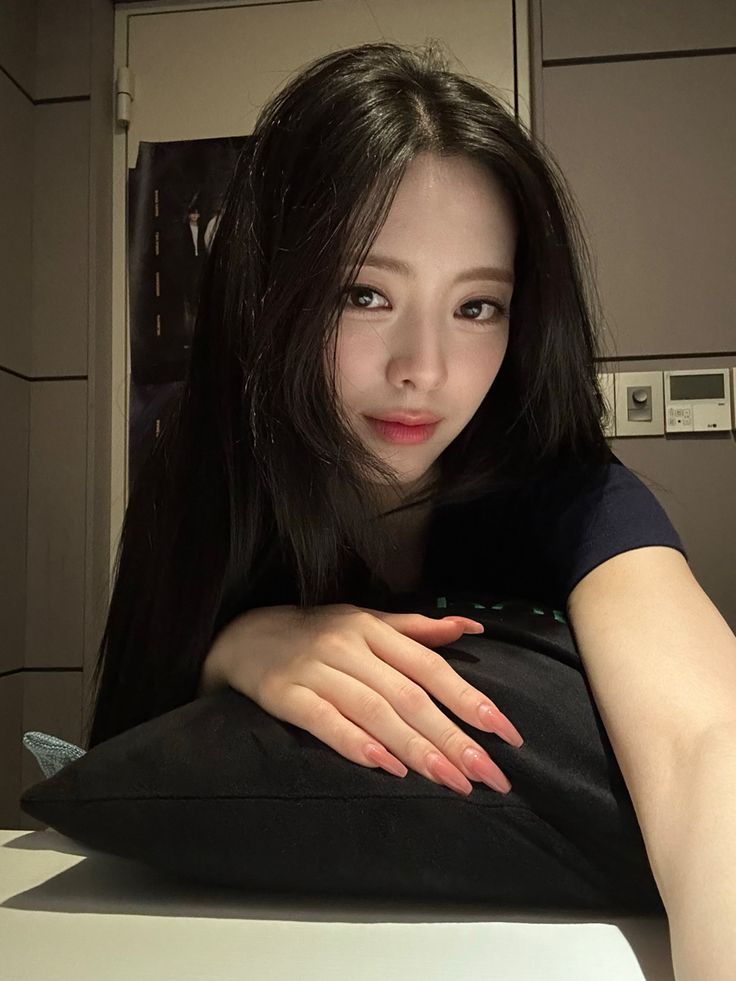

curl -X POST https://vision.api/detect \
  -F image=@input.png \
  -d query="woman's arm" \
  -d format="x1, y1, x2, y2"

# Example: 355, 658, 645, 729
567, 546, 736, 980
663, 727, 736, 980
197, 617, 242, 697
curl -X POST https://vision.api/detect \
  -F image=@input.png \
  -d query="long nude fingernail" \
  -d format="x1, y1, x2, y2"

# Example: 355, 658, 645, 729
462, 748, 512, 794
365, 742, 408, 777
444, 617, 484, 633
478, 704, 524, 748
426, 752, 473, 796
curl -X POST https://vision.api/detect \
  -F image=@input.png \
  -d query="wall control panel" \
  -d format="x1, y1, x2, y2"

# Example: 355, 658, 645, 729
598, 367, 736, 437
613, 371, 665, 437
664, 369, 732, 432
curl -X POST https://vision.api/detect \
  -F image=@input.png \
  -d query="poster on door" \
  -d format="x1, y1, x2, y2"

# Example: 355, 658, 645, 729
127, 135, 250, 495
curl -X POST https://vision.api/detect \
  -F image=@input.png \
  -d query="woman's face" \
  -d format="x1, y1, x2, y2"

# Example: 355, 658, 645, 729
331, 151, 518, 501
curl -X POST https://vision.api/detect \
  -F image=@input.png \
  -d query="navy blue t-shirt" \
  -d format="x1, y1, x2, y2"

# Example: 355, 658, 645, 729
363, 452, 688, 614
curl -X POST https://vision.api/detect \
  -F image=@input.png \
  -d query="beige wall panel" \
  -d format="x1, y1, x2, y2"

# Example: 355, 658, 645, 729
32, 102, 90, 377
0, 0, 37, 96
0, 71, 33, 374
17, 671, 83, 831
611, 435, 735, 633
82, 0, 116, 732
542, 54, 735, 358
26, 380, 87, 670
542, 0, 736, 61
126, 0, 515, 166
0, 372, 29, 675
35, 0, 91, 99
529, 0, 543, 136
0, 674, 23, 830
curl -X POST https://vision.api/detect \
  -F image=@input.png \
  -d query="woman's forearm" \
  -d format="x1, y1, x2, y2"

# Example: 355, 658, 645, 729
196, 622, 237, 697
660, 728, 736, 980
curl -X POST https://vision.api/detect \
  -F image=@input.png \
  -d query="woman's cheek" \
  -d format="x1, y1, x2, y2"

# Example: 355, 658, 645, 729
331, 320, 509, 392
335, 327, 389, 373
329, 334, 374, 396
457, 333, 507, 385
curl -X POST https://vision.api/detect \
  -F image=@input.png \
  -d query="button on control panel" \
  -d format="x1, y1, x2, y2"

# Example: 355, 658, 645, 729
667, 405, 693, 429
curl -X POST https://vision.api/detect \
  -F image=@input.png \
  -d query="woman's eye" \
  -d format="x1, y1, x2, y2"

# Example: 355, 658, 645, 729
459, 298, 508, 324
343, 285, 508, 325
344, 286, 387, 310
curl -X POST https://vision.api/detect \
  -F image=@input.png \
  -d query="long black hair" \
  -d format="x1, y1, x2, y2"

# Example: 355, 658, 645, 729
85, 39, 616, 748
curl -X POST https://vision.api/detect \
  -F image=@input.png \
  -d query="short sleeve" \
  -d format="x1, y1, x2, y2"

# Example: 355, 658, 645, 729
520, 453, 688, 605
409, 453, 689, 612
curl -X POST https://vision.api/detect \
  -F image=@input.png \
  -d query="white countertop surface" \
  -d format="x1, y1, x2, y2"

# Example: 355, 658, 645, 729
0, 828, 674, 980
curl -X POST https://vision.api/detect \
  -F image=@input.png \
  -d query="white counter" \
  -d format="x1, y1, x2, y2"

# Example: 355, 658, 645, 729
0, 829, 674, 980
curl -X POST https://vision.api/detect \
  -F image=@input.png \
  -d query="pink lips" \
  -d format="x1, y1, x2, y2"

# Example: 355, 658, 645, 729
366, 416, 439, 444
371, 412, 440, 425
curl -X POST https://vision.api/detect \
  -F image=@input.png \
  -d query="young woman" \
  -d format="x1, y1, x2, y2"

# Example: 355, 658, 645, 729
86, 41, 736, 976
87, 38, 619, 747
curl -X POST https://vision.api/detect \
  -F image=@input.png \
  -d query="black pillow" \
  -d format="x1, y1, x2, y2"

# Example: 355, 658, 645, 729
20, 593, 664, 915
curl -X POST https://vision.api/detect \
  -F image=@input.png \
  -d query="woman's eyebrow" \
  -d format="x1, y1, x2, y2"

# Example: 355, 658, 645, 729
362, 253, 514, 284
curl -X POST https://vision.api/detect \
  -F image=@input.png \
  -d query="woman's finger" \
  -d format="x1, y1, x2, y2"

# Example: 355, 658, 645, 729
357, 612, 524, 749
356, 607, 484, 632
301, 662, 479, 792
316, 630, 515, 793
278, 682, 408, 776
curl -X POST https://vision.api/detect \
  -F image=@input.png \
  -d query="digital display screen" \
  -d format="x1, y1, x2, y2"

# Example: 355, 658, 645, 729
670, 373, 724, 400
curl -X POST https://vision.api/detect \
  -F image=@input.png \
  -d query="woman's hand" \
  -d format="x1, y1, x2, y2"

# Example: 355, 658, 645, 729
204, 603, 524, 796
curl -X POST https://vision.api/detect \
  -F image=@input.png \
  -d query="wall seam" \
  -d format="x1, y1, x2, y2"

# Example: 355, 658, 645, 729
545, 46, 736, 68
